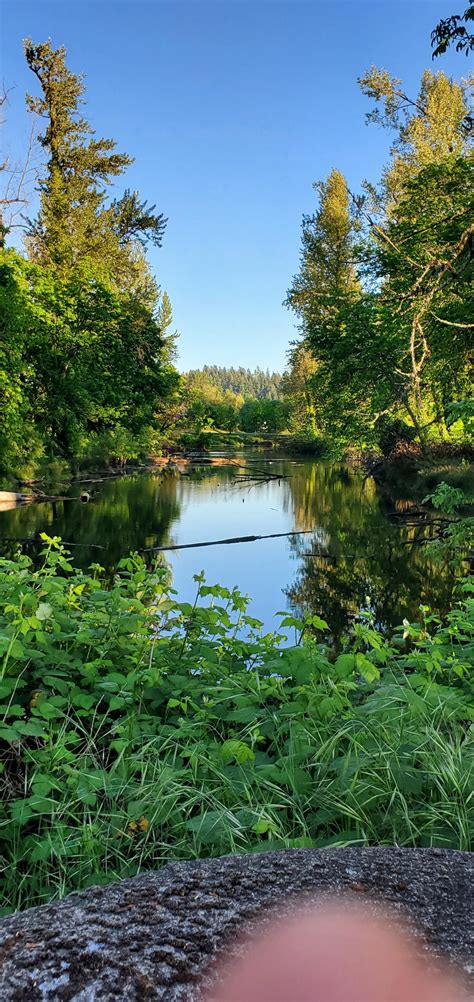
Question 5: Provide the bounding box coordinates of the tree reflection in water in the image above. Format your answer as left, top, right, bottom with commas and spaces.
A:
285, 462, 456, 638
0, 473, 181, 570
0, 459, 458, 640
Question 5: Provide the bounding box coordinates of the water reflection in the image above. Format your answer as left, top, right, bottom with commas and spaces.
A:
0, 474, 181, 569
285, 462, 454, 636
0, 459, 457, 638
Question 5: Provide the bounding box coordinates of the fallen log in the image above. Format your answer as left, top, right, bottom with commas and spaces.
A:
141, 528, 315, 553
0, 490, 31, 503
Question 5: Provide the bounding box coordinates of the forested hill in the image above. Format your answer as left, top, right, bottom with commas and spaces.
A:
183, 366, 283, 400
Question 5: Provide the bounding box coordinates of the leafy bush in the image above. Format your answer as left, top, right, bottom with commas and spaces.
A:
81, 425, 164, 467
422, 481, 474, 572
240, 399, 290, 433
424, 481, 471, 517
0, 251, 179, 475
285, 433, 328, 456
445, 399, 474, 440
0, 537, 473, 914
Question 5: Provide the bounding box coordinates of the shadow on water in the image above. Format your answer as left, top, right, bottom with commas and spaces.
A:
0, 458, 459, 640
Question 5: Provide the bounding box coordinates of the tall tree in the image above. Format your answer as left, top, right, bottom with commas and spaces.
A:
286, 70, 472, 448
286, 168, 359, 331
24, 39, 166, 289
285, 168, 363, 439
359, 67, 470, 205
358, 68, 473, 438
0, 41, 181, 475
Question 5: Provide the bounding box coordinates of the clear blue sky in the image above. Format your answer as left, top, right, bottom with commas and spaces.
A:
1, 1, 462, 371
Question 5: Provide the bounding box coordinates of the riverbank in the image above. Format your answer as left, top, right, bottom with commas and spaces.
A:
2, 433, 473, 504
366, 441, 474, 498
0, 431, 323, 492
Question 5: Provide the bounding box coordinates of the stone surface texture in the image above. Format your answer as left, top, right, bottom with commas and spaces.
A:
0, 847, 472, 1000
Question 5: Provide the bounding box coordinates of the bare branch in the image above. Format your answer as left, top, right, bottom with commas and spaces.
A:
430, 312, 474, 328
1, 98, 40, 234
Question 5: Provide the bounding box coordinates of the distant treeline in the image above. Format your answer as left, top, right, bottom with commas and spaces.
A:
182, 367, 289, 433
184, 366, 283, 400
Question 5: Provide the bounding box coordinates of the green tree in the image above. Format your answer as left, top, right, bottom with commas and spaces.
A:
240, 398, 290, 433
24, 39, 166, 292
357, 68, 473, 440
183, 372, 244, 431
286, 70, 473, 450
375, 158, 473, 438
0, 39, 183, 476
281, 346, 318, 434
286, 168, 359, 327
285, 168, 364, 441
0, 251, 45, 472
359, 67, 470, 205
0, 250, 180, 470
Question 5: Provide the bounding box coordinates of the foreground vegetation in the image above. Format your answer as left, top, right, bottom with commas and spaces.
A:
0, 534, 472, 914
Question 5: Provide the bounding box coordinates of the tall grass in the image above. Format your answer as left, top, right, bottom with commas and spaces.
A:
0, 537, 472, 913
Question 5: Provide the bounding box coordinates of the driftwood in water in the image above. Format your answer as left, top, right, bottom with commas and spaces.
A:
229, 460, 290, 480
141, 529, 315, 554
0, 491, 31, 503
0, 490, 35, 510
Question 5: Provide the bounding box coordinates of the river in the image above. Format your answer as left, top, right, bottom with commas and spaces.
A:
0, 456, 456, 639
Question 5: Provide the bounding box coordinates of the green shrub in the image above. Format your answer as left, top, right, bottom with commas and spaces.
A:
0, 537, 473, 913
81, 425, 164, 467
445, 400, 474, 440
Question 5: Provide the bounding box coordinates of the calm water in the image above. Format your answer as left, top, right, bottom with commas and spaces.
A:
0, 457, 456, 638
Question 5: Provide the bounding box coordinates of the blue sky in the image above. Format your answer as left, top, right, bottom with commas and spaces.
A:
1, 1, 462, 371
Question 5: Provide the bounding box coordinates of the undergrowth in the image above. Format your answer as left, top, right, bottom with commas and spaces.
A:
0, 535, 473, 914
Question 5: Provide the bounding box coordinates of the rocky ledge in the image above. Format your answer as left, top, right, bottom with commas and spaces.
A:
0, 847, 472, 1000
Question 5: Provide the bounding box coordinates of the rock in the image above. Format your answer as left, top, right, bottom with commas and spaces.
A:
0, 847, 472, 1000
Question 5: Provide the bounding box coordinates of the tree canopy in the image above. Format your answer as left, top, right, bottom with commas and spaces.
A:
0, 40, 179, 475
285, 67, 473, 450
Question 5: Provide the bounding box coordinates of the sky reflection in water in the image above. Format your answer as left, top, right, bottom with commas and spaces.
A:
0, 458, 456, 640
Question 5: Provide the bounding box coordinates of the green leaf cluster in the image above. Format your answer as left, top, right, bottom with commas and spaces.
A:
1, 39, 181, 476
0, 538, 472, 913
0, 251, 181, 473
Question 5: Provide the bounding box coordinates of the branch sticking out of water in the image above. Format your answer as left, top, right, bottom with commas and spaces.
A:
140, 529, 316, 553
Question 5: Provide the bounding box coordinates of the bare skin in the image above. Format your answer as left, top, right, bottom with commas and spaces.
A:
205, 902, 467, 1002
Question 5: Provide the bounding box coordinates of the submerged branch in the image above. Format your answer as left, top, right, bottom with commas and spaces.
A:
141, 529, 316, 553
